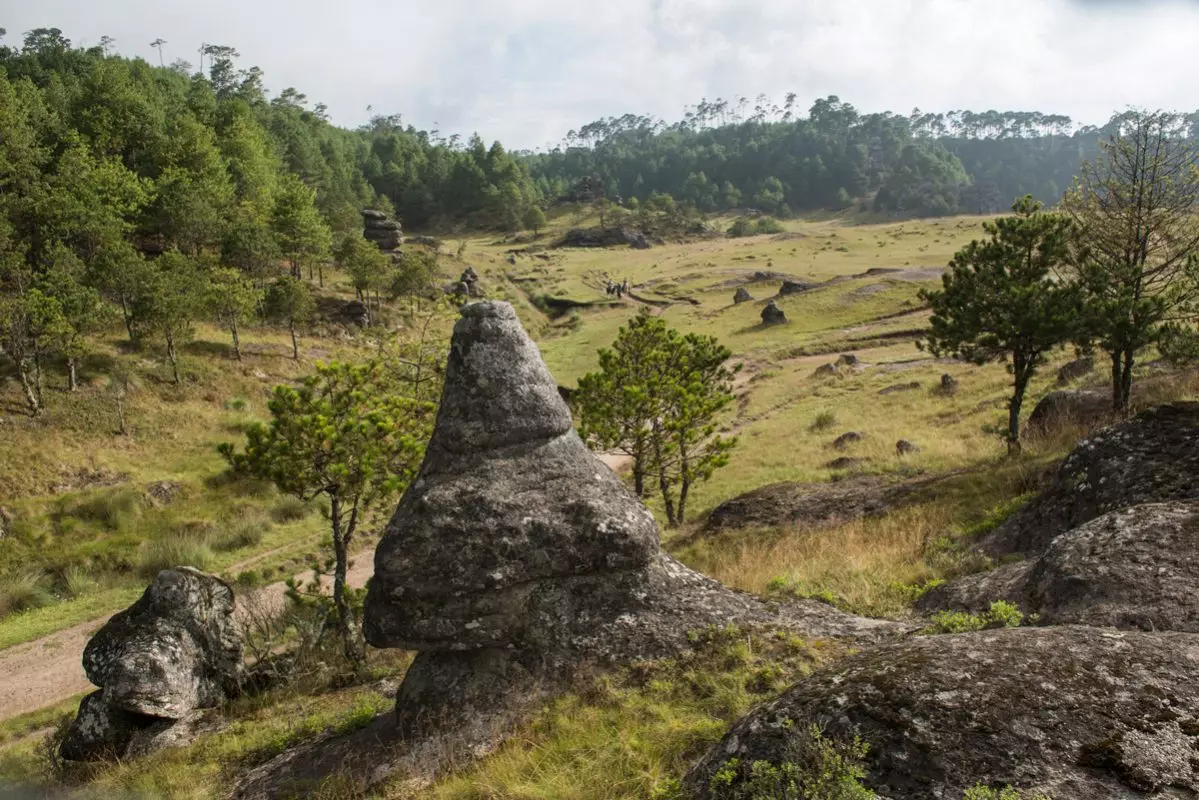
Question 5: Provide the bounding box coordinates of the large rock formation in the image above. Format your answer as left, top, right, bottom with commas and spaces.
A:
364, 301, 893, 749
1026, 388, 1111, 434
686, 626, 1199, 798
980, 403, 1199, 557
919, 501, 1199, 632
760, 300, 786, 325
361, 208, 402, 252
61, 568, 242, 760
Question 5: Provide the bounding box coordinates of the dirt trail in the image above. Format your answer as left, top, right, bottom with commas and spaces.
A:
0, 558, 377, 723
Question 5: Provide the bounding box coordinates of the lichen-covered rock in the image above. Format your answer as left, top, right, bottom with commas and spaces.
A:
703, 477, 922, 532
981, 403, 1199, 557
922, 502, 1199, 632
62, 568, 242, 761
361, 301, 899, 778
685, 626, 1199, 799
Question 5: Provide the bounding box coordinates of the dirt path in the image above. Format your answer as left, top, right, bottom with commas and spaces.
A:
0, 558, 377, 723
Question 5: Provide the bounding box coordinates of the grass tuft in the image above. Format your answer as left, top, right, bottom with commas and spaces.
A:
0, 571, 55, 618
136, 537, 215, 579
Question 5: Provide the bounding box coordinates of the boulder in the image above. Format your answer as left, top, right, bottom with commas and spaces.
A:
980, 403, 1199, 557
1026, 388, 1111, 434
733, 287, 753, 304
824, 456, 868, 471
364, 301, 897, 760
361, 209, 403, 251
922, 501, 1199, 632
813, 363, 837, 378
778, 280, 813, 296
556, 226, 650, 249
895, 438, 920, 456
340, 300, 370, 327
62, 568, 242, 760
703, 476, 921, 532
685, 626, 1199, 799
933, 372, 958, 396
1056, 355, 1095, 385
835, 353, 860, 368
760, 300, 786, 326
832, 431, 863, 450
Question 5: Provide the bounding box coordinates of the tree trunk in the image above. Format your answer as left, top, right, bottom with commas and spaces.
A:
677, 477, 690, 525
318, 265, 324, 288
17, 361, 40, 416
1119, 349, 1135, 416
652, 433, 676, 527
330, 496, 365, 664
289, 320, 299, 360
231, 323, 242, 361
67, 357, 78, 392
632, 456, 645, 497
167, 334, 180, 384
1110, 350, 1125, 415
1007, 365, 1030, 458
307, 262, 313, 281
32, 351, 43, 406
116, 394, 127, 435
120, 295, 135, 341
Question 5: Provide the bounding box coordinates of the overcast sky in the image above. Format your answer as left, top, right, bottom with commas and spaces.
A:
3, 0, 1196, 149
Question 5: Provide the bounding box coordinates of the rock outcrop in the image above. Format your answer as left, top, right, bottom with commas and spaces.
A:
832, 431, 863, 449
1026, 388, 1111, 434
61, 568, 242, 761
703, 476, 924, 532
364, 301, 894, 756
362, 209, 402, 252
686, 626, 1199, 799
733, 287, 753, 304
555, 226, 650, 249
778, 279, 813, 296
980, 403, 1199, 557
760, 300, 786, 325
919, 501, 1199, 632
1056, 355, 1095, 385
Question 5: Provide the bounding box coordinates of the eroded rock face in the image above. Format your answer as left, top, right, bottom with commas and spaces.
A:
921, 501, 1199, 632
685, 626, 1199, 799
981, 403, 1199, 557
61, 568, 242, 761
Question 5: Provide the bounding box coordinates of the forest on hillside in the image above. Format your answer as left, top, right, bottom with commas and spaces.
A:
526, 97, 1199, 218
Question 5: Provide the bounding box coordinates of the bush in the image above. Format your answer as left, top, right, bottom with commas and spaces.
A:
809, 410, 838, 432
270, 496, 311, 523
61, 565, 100, 598
726, 216, 785, 238
224, 396, 250, 412
926, 600, 1025, 634
136, 537, 215, 578
0, 571, 55, 617
68, 488, 144, 531
210, 518, 267, 553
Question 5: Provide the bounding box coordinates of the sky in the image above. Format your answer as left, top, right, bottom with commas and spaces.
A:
2, 0, 1197, 150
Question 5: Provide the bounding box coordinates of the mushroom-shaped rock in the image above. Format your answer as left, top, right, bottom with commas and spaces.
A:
733, 287, 753, 304
363, 300, 899, 761
685, 626, 1199, 799
760, 300, 786, 325
62, 568, 242, 760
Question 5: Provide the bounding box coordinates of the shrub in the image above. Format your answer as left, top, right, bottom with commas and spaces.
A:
0, 571, 55, 617
926, 600, 1025, 634
726, 216, 785, 238
270, 496, 311, 523
810, 410, 838, 432
211, 518, 267, 553
61, 565, 100, 599
68, 488, 144, 531
224, 396, 249, 411
136, 537, 214, 578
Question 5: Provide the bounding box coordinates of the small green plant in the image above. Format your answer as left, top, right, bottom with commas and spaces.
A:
61, 565, 100, 598
210, 517, 267, 553
926, 600, 1025, 634
709, 723, 876, 799
963, 785, 1052, 800
810, 410, 837, 432
224, 396, 249, 411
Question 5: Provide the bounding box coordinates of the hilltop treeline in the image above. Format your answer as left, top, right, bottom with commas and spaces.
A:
524, 96, 1199, 217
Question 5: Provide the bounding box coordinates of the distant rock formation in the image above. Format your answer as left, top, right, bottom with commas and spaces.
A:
760, 300, 786, 325
362, 208, 402, 252
61, 568, 243, 761
1026, 388, 1111, 435
555, 226, 650, 249
733, 287, 753, 304
685, 626, 1199, 798
777, 279, 814, 296
364, 301, 895, 760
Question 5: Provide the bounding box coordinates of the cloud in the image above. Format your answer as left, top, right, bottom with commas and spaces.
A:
5, 0, 1199, 149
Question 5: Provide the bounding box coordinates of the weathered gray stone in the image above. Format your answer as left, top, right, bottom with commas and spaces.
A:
832, 431, 863, 450
1026, 388, 1112, 434
760, 300, 786, 325
685, 626, 1199, 799
835, 353, 860, 368
778, 280, 813, 296
1056, 355, 1095, 385
733, 287, 753, 304
63, 568, 242, 761
981, 402, 1199, 557
922, 501, 1199, 632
